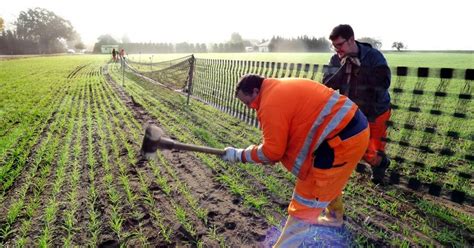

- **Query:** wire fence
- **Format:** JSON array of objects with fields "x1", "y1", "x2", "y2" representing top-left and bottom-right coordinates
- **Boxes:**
[{"x1": 127, "y1": 55, "x2": 194, "y2": 91}]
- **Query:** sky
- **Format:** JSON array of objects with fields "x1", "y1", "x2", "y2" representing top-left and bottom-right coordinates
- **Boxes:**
[{"x1": 1, "y1": 0, "x2": 473, "y2": 50}]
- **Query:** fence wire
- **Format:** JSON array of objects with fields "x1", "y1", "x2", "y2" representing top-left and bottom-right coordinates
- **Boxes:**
[{"x1": 127, "y1": 55, "x2": 194, "y2": 91}]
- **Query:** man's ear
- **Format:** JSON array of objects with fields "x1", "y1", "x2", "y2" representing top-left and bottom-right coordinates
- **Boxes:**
[{"x1": 253, "y1": 88, "x2": 260, "y2": 96}]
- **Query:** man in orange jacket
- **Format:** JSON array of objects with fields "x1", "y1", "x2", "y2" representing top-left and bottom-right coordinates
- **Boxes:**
[{"x1": 222, "y1": 74, "x2": 369, "y2": 247}]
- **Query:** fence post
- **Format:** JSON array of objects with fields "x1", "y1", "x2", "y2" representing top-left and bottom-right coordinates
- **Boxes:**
[
  {"x1": 122, "y1": 58, "x2": 125, "y2": 87},
  {"x1": 186, "y1": 55, "x2": 195, "y2": 105},
  {"x1": 150, "y1": 55, "x2": 153, "y2": 71}
]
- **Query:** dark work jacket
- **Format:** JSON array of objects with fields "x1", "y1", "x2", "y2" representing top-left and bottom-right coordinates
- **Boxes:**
[{"x1": 322, "y1": 41, "x2": 391, "y2": 121}]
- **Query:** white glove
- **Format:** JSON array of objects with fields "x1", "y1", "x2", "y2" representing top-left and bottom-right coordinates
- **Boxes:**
[{"x1": 222, "y1": 147, "x2": 243, "y2": 163}]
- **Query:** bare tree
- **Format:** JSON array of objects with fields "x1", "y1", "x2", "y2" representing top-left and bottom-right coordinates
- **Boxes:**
[
  {"x1": 358, "y1": 37, "x2": 382, "y2": 49},
  {"x1": 392, "y1": 42, "x2": 405, "y2": 51}
]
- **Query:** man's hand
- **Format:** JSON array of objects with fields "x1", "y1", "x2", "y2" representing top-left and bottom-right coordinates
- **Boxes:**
[
  {"x1": 222, "y1": 147, "x2": 243, "y2": 163},
  {"x1": 341, "y1": 56, "x2": 361, "y2": 67},
  {"x1": 342, "y1": 55, "x2": 361, "y2": 76}
]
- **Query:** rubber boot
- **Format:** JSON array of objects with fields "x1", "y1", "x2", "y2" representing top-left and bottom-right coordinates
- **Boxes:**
[
  {"x1": 372, "y1": 153, "x2": 390, "y2": 185},
  {"x1": 315, "y1": 194, "x2": 344, "y2": 227},
  {"x1": 273, "y1": 215, "x2": 311, "y2": 248}
]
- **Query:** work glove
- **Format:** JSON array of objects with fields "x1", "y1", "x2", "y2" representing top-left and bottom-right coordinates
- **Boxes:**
[
  {"x1": 342, "y1": 55, "x2": 361, "y2": 77},
  {"x1": 342, "y1": 56, "x2": 361, "y2": 67},
  {"x1": 340, "y1": 53, "x2": 360, "y2": 67},
  {"x1": 222, "y1": 147, "x2": 243, "y2": 163}
]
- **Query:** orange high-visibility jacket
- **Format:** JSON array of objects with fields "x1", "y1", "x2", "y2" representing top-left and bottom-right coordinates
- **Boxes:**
[{"x1": 241, "y1": 78, "x2": 358, "y2": 180}]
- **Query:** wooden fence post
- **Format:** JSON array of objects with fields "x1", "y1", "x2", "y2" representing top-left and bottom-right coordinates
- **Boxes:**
[{"x1": 186, "y1": 55, "x2": 195, "y2": 105}]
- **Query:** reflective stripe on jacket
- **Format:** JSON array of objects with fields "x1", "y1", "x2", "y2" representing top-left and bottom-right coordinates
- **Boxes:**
[{"x1": 241, "y1": 78, "x2": 358, "y2": 180}]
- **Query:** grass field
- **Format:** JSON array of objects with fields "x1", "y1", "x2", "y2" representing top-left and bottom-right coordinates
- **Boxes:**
[{"x1": 0, "y1": 54, "x2": 472, "y2": 247}]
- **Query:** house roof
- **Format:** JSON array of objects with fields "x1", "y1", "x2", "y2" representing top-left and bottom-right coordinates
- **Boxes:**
[{"x1": 257, "y1": 40, "x2": 271, "y2": 47}]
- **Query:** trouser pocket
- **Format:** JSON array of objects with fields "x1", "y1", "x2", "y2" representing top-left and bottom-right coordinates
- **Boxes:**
[
  {"x1": 312, "y1": 139, "x2": 334, "y2": 169},
  {"x1": 313, "y1": 135, "x2": 346, "y2": 169}
]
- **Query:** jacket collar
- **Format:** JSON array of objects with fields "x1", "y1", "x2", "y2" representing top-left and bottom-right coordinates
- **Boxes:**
[{"x1": 356, "y1": 41, "x2": 372, "y2": 61}]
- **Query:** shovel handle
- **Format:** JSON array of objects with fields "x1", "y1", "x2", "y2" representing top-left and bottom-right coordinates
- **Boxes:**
[
  {"x1": 173, "y1": 142, "x2": 226, "y2": 155},
  {"x1": 159, "y1": 137, "x2": 226, "y2": 155}
]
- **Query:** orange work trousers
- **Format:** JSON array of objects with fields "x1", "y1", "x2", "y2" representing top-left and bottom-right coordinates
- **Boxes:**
[
  {"x1": 363, "y1": 109, "x2": 391, "y2": 166},
  {"x1": 288, "y1": 126, "x2": 369, "y2": 222}
]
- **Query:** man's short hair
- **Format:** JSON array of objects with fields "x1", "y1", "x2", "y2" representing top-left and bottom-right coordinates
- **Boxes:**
[
  {"x1": 329, "y1": 24, "x2": 354, "y2": 41},
  {"x1": 235, "y1": 74, "x2": 264, "y2": 95}
]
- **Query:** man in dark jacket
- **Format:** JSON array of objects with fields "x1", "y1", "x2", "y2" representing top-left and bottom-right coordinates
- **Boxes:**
[{"x1": 323, "y1": 24, "x2": 391, "y2": 184}]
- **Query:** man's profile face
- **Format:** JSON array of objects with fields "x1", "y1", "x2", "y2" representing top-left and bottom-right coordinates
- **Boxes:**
[
  {"x1": 332, "y1": 36, "x2": 353, "y2": 58},
  {"x1": 236, "y1": 88, "x2": 259, "y2": 107}
]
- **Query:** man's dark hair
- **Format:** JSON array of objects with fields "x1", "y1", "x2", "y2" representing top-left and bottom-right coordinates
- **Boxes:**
[
  {"x1": 235, "y1": 74, "x2": 264, "y2": 95},
  {"x1": 329, "y1": 24, "x2": 354, "y2": 41}
]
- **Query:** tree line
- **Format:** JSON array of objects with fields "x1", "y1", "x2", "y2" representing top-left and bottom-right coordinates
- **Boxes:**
[
  {"x1": 92, "y1": 35, "x2": 208, "y2": 53},
  {"x1": 269, "y1": 36, "x2": 331, "y2": 52},
  {"x1": 91, "y1": 32, "x2": 390, "y2": 54},
  {"x1": 92, "y1": 33, "x2": 334, "y2": 54}
]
